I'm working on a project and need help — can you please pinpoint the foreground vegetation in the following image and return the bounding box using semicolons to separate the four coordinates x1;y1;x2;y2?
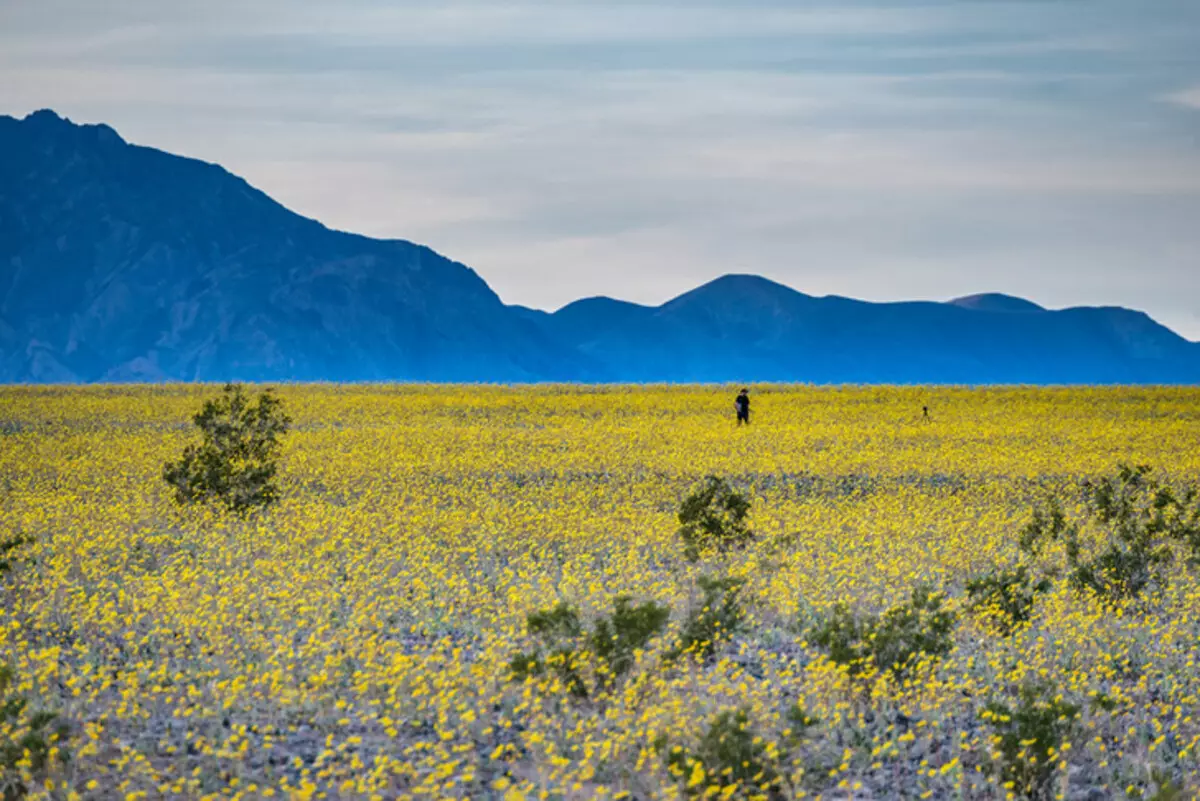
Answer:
2;385;1200;799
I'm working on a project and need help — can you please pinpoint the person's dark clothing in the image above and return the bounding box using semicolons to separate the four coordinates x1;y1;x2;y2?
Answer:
735;392;750;425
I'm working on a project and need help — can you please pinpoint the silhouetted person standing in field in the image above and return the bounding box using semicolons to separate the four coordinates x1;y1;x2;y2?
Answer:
735;388;750;425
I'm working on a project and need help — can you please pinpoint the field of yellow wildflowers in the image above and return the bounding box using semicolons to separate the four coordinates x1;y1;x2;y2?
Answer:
2;385;1199;800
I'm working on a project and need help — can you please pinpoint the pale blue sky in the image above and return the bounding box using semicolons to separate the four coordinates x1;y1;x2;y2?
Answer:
2;0;1199;338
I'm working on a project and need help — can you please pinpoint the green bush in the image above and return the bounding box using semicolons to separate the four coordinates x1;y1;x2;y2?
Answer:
672;575;747;661
509;595;669;699
871;585;957;679
806;603;870;678
526;602;583;640
784;703;821;745
510;602;589;696
1141;771;1188;801
0;534;33;577
965;565;1051;636
1089;465;1200;547
678;477;753;561
809;585;956;683
663;709;784;799
590;595;673;679
981;681;1079;801
1;663;70;801
1018;499;1075;556
1020;464;1200;602
163;383;291;513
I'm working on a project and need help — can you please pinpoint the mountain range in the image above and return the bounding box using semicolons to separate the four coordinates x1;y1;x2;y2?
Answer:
2;109;1198;384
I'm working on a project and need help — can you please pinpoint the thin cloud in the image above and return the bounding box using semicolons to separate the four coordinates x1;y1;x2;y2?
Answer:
1166;86;1200;109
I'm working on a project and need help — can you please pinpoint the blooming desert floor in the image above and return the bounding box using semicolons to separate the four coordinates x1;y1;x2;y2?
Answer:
2;385;1199;800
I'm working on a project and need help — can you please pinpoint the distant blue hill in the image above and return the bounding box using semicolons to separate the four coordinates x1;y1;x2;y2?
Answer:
526;275;1200;383
2;110;1197;384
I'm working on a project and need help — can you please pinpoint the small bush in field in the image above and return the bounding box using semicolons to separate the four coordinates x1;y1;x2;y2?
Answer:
509;602;588;696
966;565;1051;635
871;585;956;678
807;602;871;678
677;476;753;561
1020;464;1200;602
0;533;33;577
662;708;784;799
981;680;1080;801
163;383;291;513
784;703;821;745
1141;771;1189;801
809;585;956;682
1;663;70;800
1019;499;1075;556
509;595;669;698
590;595;673;680
672;574;747;661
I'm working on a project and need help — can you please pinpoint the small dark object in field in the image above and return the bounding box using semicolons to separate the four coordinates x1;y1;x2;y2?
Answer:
735;388;750;425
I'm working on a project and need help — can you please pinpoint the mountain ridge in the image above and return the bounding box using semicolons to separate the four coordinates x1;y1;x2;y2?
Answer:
1;109;594;382
2;109;1197;384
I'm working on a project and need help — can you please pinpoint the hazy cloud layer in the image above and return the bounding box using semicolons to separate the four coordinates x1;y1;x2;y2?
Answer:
3;0;1199;338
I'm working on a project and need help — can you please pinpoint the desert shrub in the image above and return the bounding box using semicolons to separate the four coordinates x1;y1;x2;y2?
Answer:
809;585;956;683
966;565;1051;635
527;602;583;640
807;603;870;678
672;575;747;661
981;680;1080;801
1020;464;1200;602
1;663;70;800
871;585;957;679
163;383;291;513
1135;772;1189;801
1137;771;1189;801
510;596;669;698
510;602;589;696
590;595;672;679
1088;465;1200;548
784;703;821;744
0;534;33;577
678;476;752;561
1018;498;1075;556
663;708;784;799
509;646;589;699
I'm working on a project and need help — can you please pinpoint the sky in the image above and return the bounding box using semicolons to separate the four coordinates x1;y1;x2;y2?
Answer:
2;0;1199;339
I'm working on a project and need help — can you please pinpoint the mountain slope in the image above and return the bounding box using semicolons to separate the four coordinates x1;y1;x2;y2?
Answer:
1;110;1197;384
0;110;585;382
